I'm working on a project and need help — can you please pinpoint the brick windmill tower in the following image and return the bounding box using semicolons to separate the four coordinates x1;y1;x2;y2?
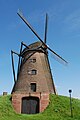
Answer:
11;11;67;114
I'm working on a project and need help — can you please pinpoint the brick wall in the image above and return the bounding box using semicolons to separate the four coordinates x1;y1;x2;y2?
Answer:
12;92;49;114
13;52;55;93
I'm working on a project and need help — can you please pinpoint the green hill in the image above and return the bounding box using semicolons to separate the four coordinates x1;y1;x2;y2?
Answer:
0;94;80;120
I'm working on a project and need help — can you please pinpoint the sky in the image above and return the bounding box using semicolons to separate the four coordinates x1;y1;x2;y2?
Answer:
0;0;80;99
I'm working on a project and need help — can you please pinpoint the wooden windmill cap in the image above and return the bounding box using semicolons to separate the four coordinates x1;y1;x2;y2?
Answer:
21;41;47;57
28;41;42;49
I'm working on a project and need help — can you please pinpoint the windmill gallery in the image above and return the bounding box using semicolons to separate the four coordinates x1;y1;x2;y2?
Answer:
11;11;68;114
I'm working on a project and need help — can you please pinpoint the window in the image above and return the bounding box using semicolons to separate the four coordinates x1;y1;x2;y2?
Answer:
31;83;36;92
29;58;36;63
31;69;37;75
28;69;37;75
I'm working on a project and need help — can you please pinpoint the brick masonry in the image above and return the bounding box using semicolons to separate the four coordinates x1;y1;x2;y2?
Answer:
12;92;49;113
12;41;56;114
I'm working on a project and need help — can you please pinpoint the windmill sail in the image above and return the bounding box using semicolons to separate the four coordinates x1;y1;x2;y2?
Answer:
17;11;68;65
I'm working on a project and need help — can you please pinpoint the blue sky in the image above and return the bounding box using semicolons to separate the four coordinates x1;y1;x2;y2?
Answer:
0;0;80;98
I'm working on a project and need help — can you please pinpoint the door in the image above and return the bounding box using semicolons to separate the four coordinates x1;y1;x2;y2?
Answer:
21;97;39;114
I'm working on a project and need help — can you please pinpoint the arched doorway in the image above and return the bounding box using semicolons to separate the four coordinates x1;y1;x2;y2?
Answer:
21;96;39;114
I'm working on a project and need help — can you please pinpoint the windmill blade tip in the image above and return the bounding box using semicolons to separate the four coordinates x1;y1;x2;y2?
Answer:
17;9;21;13
64;61;68;66
17;9;23;16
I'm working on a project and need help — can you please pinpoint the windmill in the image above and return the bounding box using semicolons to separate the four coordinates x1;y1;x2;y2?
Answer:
11;10;68;114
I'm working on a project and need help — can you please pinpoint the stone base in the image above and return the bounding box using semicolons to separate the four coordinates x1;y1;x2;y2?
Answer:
12;92;49;114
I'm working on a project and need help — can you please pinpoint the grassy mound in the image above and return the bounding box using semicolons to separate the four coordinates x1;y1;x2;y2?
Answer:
0;94;80;120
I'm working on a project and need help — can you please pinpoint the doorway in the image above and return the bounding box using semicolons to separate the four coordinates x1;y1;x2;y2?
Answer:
21;96;39;114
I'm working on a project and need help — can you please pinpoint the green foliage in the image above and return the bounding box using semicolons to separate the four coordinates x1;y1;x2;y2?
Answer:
0;94;80;120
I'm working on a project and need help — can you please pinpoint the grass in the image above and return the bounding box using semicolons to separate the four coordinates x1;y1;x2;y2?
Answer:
0;94;80;120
